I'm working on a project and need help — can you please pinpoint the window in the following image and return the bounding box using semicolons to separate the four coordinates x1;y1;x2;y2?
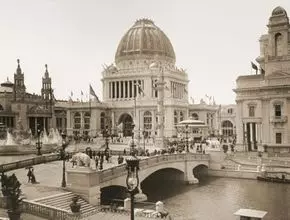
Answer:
0;104;3;111
274;105;281;117
84;112;90;129
174;111;178;124
143;111;152;130
276;133;282;144
191;113;198;120
222;120;234;137
227;108;233;114
249;106;255;117
275;33;283;57
100;112;106;130
180;112;184;122
73;112;81;129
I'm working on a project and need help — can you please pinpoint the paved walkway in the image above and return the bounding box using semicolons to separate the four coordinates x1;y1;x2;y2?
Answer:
4;155;126;200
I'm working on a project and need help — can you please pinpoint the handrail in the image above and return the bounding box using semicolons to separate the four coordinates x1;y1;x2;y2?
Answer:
0;154;60;173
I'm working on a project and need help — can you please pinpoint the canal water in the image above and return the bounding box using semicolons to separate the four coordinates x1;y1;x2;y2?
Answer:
145;177;290;220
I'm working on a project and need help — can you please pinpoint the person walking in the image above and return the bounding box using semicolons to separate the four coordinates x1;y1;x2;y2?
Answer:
95;155;99;169
27;168;32;183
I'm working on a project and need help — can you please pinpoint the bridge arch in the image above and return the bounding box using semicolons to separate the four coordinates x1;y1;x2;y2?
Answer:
100;185;128;205
139;164;185;183
192;164;209;180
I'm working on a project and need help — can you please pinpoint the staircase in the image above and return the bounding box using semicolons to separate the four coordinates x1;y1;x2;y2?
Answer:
32;192;98;217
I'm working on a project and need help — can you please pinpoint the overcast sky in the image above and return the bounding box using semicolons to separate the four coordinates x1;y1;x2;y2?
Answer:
0;0;289;104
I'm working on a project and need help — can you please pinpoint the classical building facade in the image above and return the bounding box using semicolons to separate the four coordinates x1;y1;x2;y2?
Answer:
235;6;290;154
61;19;227;144
0;19;236;147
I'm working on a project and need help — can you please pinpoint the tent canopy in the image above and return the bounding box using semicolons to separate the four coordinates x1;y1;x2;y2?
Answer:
177;119;207;128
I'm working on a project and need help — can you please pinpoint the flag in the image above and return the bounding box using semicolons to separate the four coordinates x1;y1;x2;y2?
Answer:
81;91;83;96
89;84;100;102
261;68;265;75
251;62;258;70
70;91;73;97
89;84;97;98
251;62;258;74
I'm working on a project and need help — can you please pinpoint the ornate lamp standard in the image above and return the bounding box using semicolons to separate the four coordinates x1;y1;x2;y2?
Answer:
60;132;68;188
104;125;110;151
142;130;146;152
130;124;136;155
126;132;140;220
185;124;189;153
149;62;165;149
36;126;42;156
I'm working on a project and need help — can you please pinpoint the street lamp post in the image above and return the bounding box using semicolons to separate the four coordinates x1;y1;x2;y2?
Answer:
61;132;68;188
126;146;140;220
104;125;110;151
185;124;189;153
142;130;146;152
130;124;135;156
36;127;42;156
149;62;165;149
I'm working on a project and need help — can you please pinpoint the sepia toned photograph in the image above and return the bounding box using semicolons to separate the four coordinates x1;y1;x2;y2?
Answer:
0;1;290;219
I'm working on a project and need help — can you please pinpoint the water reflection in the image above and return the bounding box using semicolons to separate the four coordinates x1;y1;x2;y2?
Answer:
144;176;290;220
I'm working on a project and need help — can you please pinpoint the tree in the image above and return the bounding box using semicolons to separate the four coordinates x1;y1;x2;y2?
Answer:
1;173;23;220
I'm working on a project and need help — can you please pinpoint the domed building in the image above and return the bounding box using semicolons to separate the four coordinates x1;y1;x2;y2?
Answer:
61;18;221;147
0;19;223;147
102;19;188;145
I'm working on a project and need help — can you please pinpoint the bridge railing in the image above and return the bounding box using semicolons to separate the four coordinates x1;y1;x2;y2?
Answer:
99;153;209;183
0;154;60;173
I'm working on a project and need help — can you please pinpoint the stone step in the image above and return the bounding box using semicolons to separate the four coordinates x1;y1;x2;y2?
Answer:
34;192;97;216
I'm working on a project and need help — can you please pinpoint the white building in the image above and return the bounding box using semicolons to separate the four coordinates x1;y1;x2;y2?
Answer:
235;6;290;155
51;18;237;148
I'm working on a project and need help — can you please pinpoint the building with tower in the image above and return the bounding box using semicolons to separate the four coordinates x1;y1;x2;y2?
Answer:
0;60;59;135
0;19;232;148
235;6;290;155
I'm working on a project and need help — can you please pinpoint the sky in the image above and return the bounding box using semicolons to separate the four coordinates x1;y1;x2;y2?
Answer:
0;0;289;105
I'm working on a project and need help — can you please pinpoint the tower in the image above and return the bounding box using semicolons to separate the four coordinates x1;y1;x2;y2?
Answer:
41;64;53;101
267;6;289;60
13;59;26;101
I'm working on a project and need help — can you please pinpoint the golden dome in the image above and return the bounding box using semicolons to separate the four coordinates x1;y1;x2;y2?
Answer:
115;19;175;65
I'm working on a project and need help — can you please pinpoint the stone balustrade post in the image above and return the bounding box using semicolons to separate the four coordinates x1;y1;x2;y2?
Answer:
124;198;131;210
156;201;164;213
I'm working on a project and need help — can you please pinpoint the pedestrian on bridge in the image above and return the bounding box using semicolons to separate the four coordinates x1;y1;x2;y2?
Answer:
95;155;99;169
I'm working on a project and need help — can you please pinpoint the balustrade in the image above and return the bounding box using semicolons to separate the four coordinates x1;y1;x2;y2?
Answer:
0;154;60;172
98;153;210;183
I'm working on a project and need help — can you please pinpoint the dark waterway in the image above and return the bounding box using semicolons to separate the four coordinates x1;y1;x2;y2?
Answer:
143;175;290;220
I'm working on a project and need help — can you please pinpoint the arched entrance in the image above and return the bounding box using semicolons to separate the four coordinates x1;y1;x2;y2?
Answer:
118;113;133;137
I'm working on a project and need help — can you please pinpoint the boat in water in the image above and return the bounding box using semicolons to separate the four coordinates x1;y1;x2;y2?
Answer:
257;171;290;184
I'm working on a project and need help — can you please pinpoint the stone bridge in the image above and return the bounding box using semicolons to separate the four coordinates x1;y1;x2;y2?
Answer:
66;153;210;206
